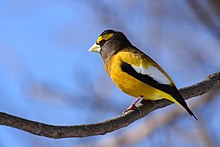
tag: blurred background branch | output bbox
[187,0,220,39]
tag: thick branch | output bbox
[0,71,220,138]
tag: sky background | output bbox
[0,0,220,147]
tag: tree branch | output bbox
[0,71,220,138]
[79,91,217,147]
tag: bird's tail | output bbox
[170,96,198,120]
[168,87,198,120]
[184,104,198,120]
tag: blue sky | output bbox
[0,0,220,147]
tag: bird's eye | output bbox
[99,40,106,46]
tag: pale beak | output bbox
[88,43,101,53]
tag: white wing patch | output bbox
[131,65,171,85]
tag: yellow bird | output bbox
[89,29,197,120]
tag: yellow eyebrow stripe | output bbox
[97,33,114,44]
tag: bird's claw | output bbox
[123,104,139,113]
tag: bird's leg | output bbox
[123,96,143,113]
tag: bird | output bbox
[89,29,197,120]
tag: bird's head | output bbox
[89,29,132,61]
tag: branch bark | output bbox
[85,91,217,147]
[0,71,220,139]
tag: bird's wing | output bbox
[118,48,174,86]
[130,63,171,85]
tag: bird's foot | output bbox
[123,97,142,113]
[123,104,138,113]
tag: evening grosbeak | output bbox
[89,30,197,120]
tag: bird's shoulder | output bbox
[115,47,159,67]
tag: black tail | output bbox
[170,86,198,120]
[184,105,198,120]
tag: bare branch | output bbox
[0,71,220,138]
[84,90,217,147]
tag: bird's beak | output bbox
[88,43,101,53]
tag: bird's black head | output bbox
[89,29,132,61]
